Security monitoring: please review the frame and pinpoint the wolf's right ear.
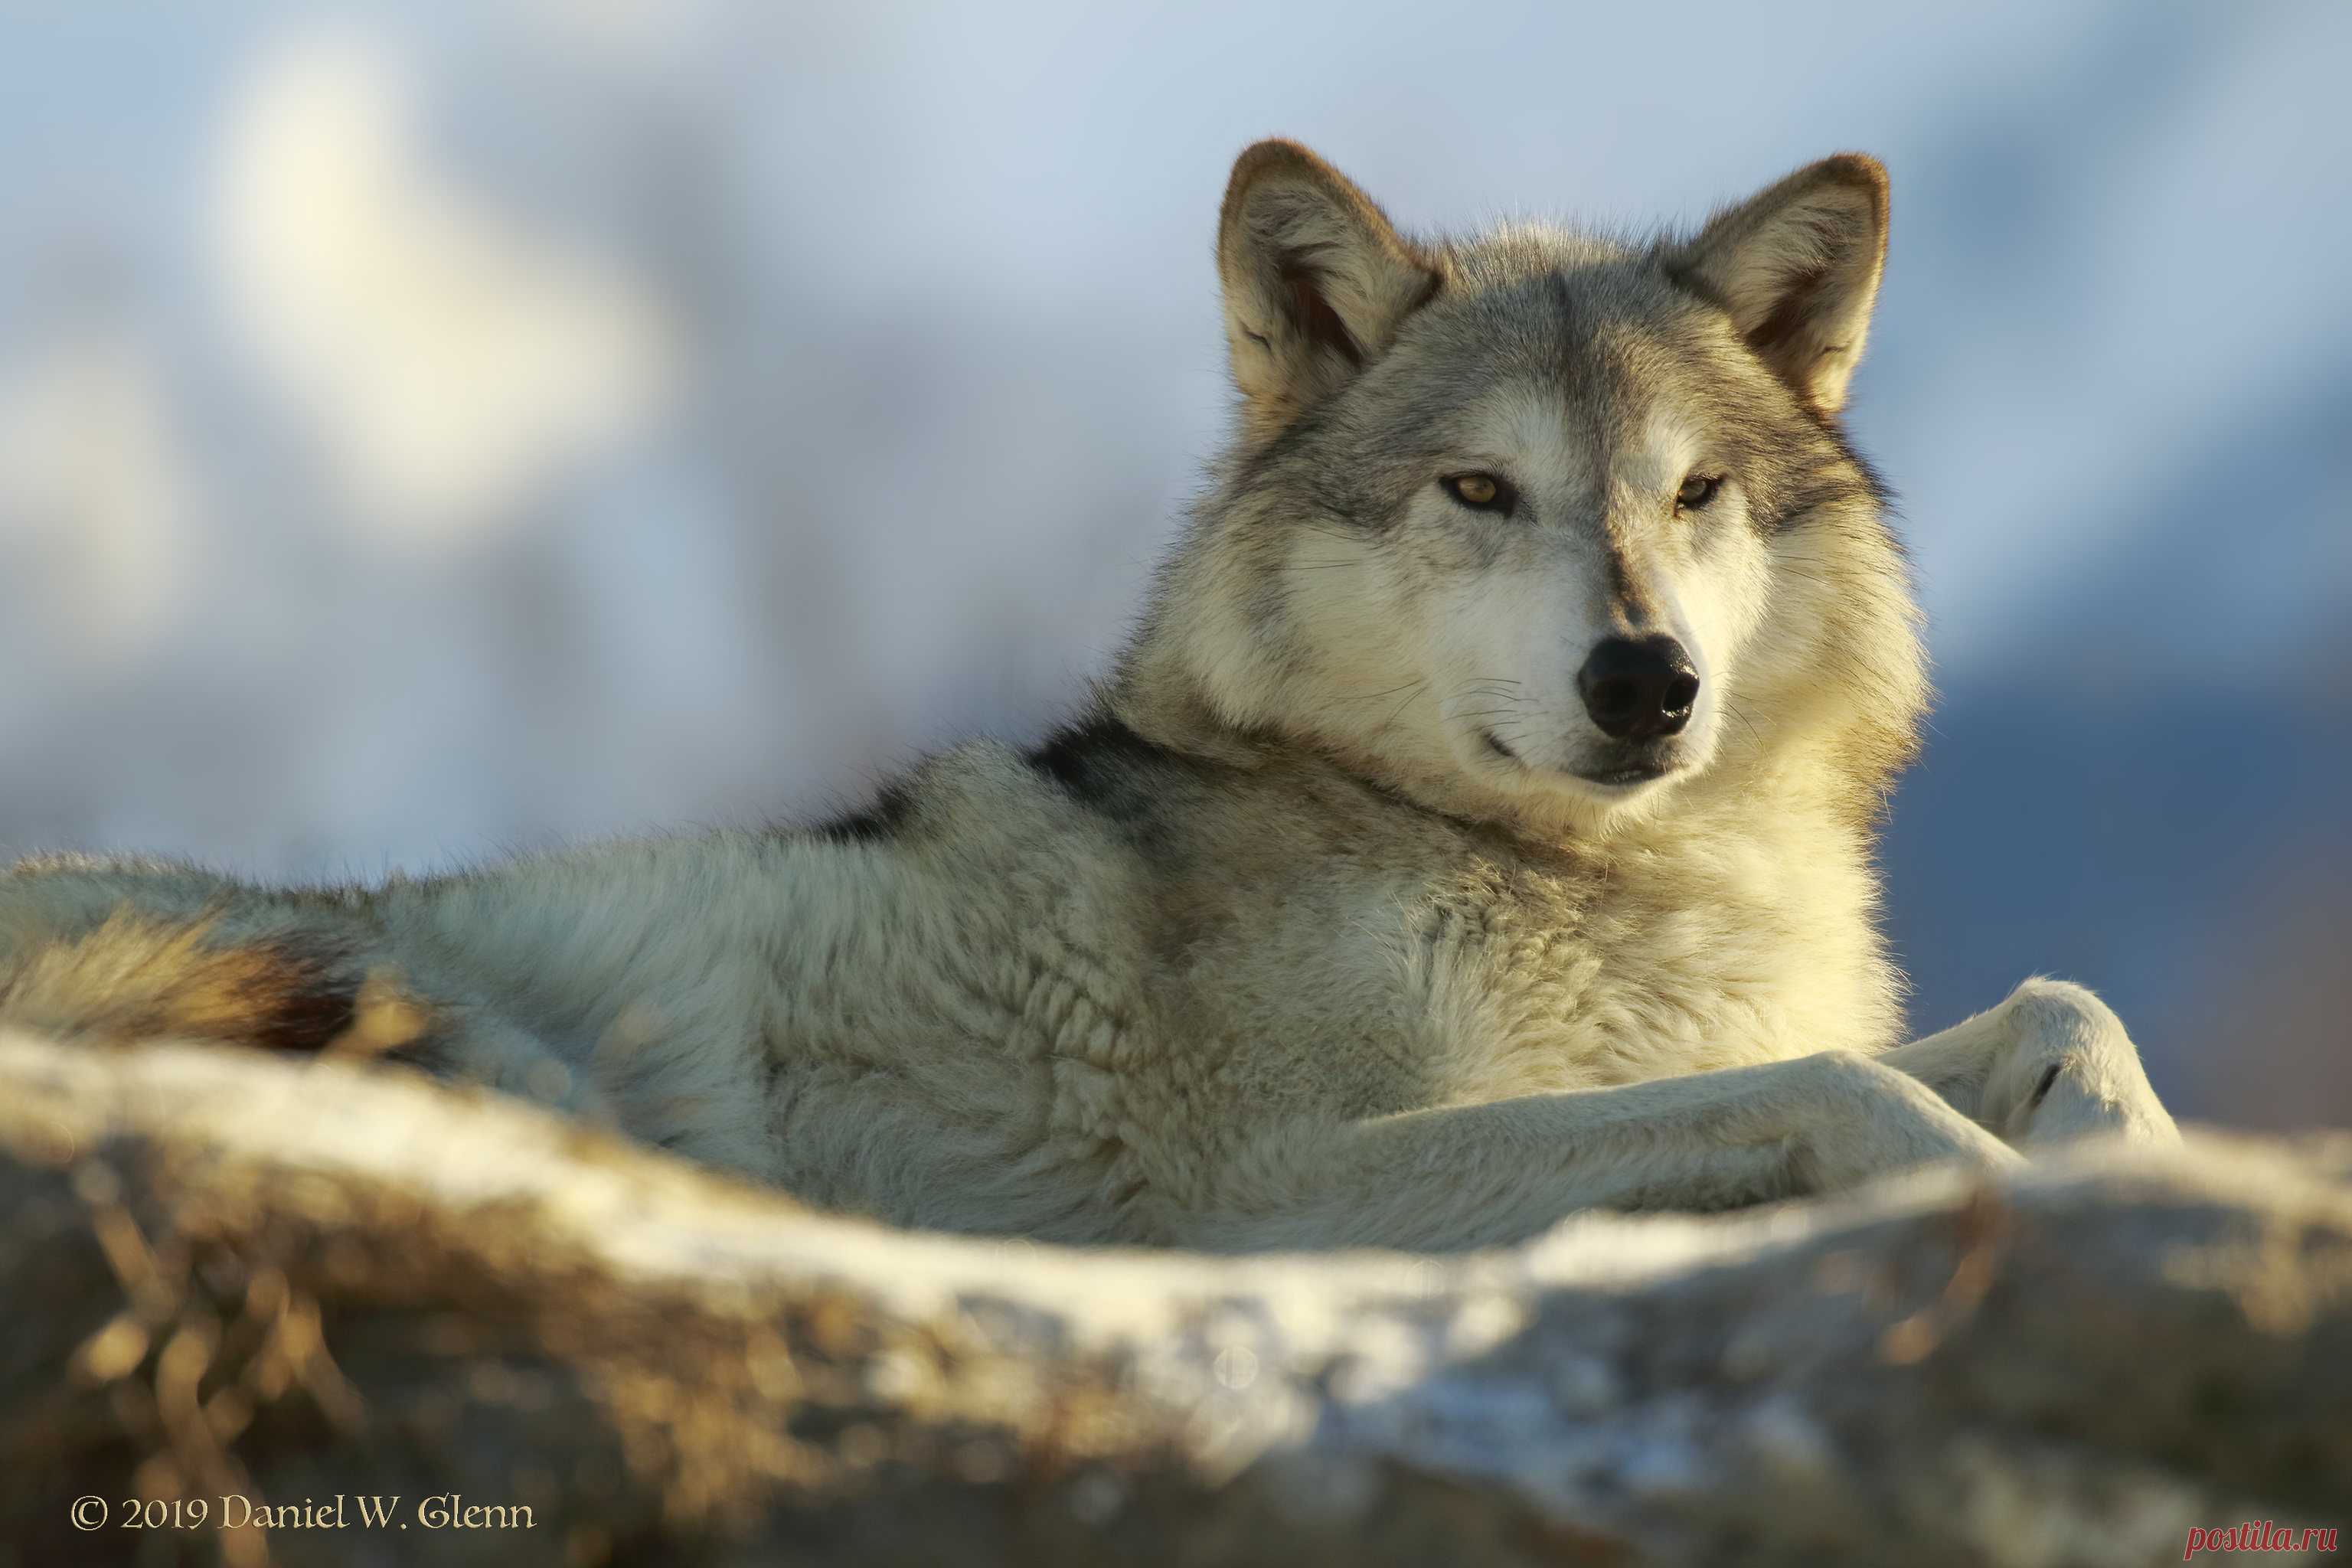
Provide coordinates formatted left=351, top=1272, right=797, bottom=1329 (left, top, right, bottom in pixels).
left=1217, top=141, right=1438, bottom=438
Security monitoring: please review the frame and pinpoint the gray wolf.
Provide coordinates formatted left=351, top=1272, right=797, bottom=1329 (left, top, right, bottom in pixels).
left=0, top=142, right=2178, bottom=1250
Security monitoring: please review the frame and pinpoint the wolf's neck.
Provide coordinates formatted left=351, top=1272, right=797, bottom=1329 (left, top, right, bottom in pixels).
left=1108, top=641, right=1891, bottom=878
left=1104, top=628, right=1263, bottom=769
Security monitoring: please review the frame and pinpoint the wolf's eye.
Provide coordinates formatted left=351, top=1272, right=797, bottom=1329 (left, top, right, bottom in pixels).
left=1442, top=473, right=1517, bottom=514
left=1675, top=473, right=1723, bottom=512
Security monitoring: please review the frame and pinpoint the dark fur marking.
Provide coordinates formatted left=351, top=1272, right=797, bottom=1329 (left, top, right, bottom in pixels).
left=1023, top=713, right=1210, bottom=865
left=251, top=960, right=362, bottom=1052
left=1546, top=269, right=1575, bottom=320
left=1024, top=715, right=1177, bottom=817
left=810, top=782, right=917, bottom=844
left=1770, top=430, right=1896, bottom=536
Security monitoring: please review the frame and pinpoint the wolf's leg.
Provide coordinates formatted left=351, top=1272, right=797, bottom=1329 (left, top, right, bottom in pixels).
left=1875, top=978, right=2179, bottom=1149
left=1179, top=1050, right=2022, bottom=1252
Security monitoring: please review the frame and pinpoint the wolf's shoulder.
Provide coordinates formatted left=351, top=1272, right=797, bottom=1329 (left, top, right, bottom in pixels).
left=787, top=710, right=1229, bottom=864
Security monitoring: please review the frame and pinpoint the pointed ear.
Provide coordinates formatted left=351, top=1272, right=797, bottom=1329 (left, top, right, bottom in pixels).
left=1667, top=154, right=1890, bottom=414
left=1217, top=140, right=1439, bottom=436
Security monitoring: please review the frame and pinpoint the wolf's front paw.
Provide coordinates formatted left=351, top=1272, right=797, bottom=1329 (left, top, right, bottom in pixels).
left=1984, top=978, right=2180, bottom=1148
left=1793, top=1050, right=2025, bottom=1194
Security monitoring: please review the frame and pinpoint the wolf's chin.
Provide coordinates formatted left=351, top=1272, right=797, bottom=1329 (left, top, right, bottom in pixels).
left=1576, top=763, right=1672, bottom=788
left=1557, top=769, right=1681, bottom=808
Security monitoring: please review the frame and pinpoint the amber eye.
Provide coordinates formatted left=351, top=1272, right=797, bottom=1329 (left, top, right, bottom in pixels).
left=1441, top=473, right=1517, bottom=514
left=1676, top=473, right=1723, bottom=512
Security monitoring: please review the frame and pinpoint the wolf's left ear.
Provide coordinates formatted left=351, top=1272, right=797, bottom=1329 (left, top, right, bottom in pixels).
left=1217, top=140, right=1439, bottom=436
left=1667, top=155, right=1890, bottom=414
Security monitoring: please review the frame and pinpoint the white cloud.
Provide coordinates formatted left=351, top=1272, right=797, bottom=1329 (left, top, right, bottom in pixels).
left=0, top=323, right=186, bottom=662
left=211, top=22, right=678, bottom=544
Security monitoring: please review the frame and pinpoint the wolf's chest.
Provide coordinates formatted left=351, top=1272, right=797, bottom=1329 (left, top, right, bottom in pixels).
left=1357, top=842, right=1889, bottom=1102
left=1150, top=814, right=1892, bottom=1126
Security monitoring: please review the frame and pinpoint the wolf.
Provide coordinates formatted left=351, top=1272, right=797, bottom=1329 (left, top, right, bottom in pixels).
left=1, top=142, right=2178, bottom=1250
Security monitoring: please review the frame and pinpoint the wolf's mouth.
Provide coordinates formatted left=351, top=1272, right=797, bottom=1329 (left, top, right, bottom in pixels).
left=1577, top=763, right=1669, bottom=788
left=1485, top=730, right=1674, bottom=790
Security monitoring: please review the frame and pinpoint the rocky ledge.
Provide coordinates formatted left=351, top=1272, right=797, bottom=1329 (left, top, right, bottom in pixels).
left=1, top=1030, right=2347, bottom=1566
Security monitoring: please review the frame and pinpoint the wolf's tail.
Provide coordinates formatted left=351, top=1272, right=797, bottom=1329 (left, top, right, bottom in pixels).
left=0, top=907, right=433, bottom=1060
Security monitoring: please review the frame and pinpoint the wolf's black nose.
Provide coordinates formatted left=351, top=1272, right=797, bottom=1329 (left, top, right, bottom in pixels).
left=1578, top=635, right=1699, bottom=740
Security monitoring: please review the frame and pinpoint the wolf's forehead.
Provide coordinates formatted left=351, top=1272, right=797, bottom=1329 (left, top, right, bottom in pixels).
left=1404, top=266, right=1702, bottom=451
left=1442, top=256, right=1691, bottom=371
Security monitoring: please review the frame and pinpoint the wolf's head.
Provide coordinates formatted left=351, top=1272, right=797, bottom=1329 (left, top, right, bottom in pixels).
left=1125, top=142, right=1928, bottom=840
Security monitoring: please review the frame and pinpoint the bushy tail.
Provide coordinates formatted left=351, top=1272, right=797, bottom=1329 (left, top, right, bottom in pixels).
left=0, top=909, right=431, bottom=1060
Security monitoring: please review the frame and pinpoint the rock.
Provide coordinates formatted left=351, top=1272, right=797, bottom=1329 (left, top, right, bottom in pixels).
left=1, top=1028, right=2346, bottom=1566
